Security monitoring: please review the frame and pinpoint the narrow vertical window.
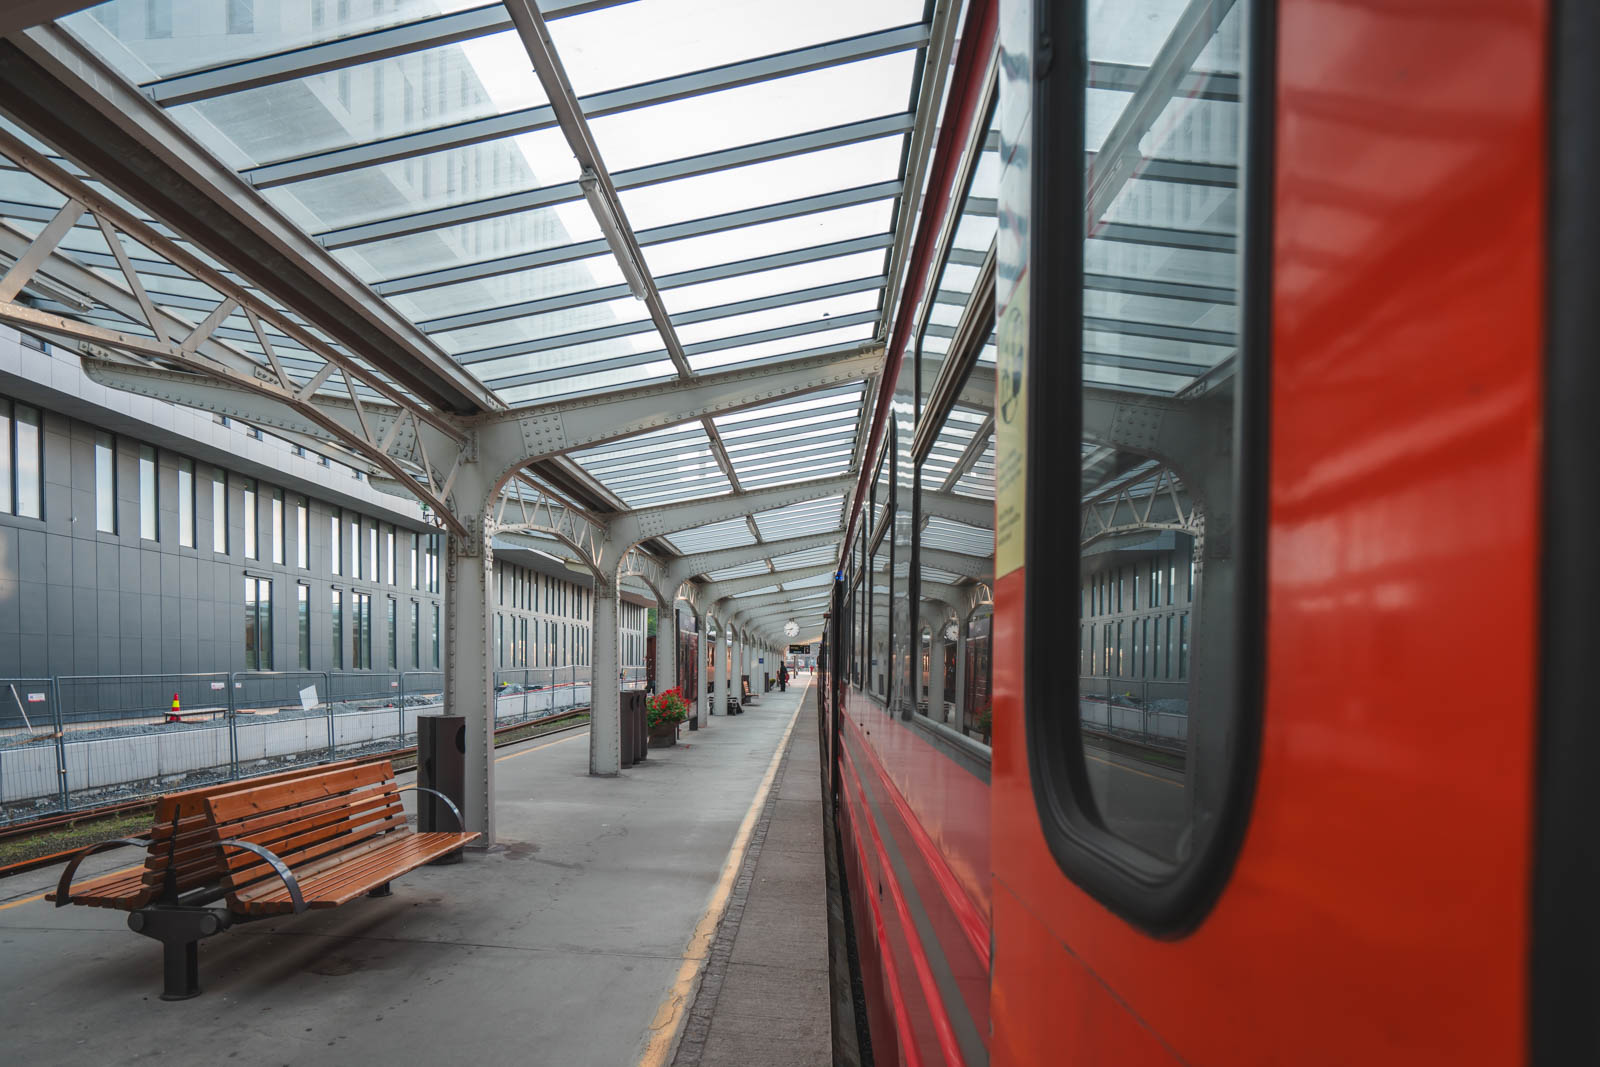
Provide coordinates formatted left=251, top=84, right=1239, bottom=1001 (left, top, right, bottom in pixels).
left=411, top=601, right=421, bottom=669
left=95, top=432, right=116, bottom=533
left=296, top=500, right=308, bottom=568
left=331, top=588, right=344, bottom=669
left=387, top=597, right=397, bottom=670
left=270, top=488, right=283, bottom=564
left=138, top=445, right=157, bottom=540
left=177, top=457, right=194, bottom=547
left=212, top=473, right=227, bottom=553
left=368, top=524, right=378, bottom=582
left=351, top=517, right=362, bottom=579
left=0, top=402, right=10, bottom=514
left=411, top=533, right=419, bottom=589
left=330, top=510, right=342, bottom=575
left=244, top=577, right=272, bottom=670
left=297, top=584, right=310, bottom=669
left=242, top=478, right=257, bottom=559
left=432, top=603, right=440, bottom=668
left=385, top=528, right=395, bottom=585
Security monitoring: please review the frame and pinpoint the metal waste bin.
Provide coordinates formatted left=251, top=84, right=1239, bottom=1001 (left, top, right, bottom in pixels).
left=621, top=690, right=647, bottom=765
left=417, top=714, right=467, bottom=864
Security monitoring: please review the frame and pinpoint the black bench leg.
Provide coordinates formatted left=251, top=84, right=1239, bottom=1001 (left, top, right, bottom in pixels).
left=368, top=882, right=392, bottom=898
left=161, top=938, right=200, bottom=1001
left=129, top=906, right=228, bottom=1001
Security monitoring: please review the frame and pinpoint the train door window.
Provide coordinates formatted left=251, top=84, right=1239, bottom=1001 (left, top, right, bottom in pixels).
left=1021, top=0, right=1267, bottom=929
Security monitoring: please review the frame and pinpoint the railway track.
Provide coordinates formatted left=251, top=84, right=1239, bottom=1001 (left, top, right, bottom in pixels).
left=0, top=709, right=590, bottom=880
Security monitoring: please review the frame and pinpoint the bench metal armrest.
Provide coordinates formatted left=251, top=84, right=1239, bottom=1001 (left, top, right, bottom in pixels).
left=215, top=839, right=307, bottom=915
left=402, top=785, right=466, bottom=833
left=54, top=838, right=151, bottom=908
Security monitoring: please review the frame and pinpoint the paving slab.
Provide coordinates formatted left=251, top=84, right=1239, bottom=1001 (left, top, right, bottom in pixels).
left=674, top=687, right=832, bottom=1067
left=0, top=683, right=816, bottom=1067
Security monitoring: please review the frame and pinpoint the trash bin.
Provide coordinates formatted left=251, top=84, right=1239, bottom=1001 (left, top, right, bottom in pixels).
left=620, top=694, right=638, bottom=768
left=417, top=714, right=467, bottom=864
left=621, top=690, right=647, bottom=764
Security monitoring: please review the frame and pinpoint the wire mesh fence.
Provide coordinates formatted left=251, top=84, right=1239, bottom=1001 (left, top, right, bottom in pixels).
left=0, top=663, right=598, bottom=827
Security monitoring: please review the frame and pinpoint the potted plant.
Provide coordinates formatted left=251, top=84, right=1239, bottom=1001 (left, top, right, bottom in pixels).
left=648, top=687, right=690, bottom=746
left=976, top=708, right=992, bottom=746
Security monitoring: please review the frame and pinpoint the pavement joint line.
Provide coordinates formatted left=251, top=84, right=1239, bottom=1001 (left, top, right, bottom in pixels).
left=636, top=680, right=812, bottom=1067
left=495, top=727, right=589, bottom=763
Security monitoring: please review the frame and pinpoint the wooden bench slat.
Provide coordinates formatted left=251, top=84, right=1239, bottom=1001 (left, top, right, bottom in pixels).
left=221, top=810, right=409, bottom=891
left=212, top=779, right=397, bottom=843
left=204, top=763, right=391, bottom=824
left=213, top=790, right=404, bottom=875
left=236, top=833, right=477, bottom=914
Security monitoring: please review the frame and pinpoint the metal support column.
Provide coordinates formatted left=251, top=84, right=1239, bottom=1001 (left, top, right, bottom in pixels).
left=444, top=521, right=496, bottom=843
left=715, top=625, right=729, bottom=715
left=590, top=579, right=621, bottom=776
left=953, top=621, right=968, bottom=729
left=654, top=601, right=675, bottom=695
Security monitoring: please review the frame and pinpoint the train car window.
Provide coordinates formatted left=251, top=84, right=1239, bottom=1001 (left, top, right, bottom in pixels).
left=1017, top=0, right=1269, bottom=931
left=909, top=91, right=1000, bottom=744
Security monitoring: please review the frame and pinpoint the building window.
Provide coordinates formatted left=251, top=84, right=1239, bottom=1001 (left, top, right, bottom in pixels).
left=350, top=516, right=361, bottom=579
left=432, top=603, right=440, bottom=668
left=270, top=488, right=284, bottom=564
left=226, top=0, right=253, bottom=34
left=242, top=478, right=257, bottom=559
left=138, top=444, right=158, bottom=541
left=368, top=524, right=378, bottom=582
left=353, top=591, right=372, bottom=669
left=411, top=601, right=421, bottom=669
left=297, top=584, right=310, bottom=670
left=94, top=431, right=116, bottom=533
left=212, top=473, right=227, bottom=553
left=244, top=576, right=272, bottom=670
left=146, top=0, right=171, bottom=39
left=295, top=499, right=308, bottom=568
left=331, top=588, right=343, bottom=669
left=330, top=510, right=341, bottom=575
left=387, top=597, right=398, bottom=670
left=411, top=533, right=419, bottom=589
left=177, top=457, right=195, bottom=547
left=385, top=527, right=395, bottom=585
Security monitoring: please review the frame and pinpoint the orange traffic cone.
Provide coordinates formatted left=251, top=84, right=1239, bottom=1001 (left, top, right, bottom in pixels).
left=167, top=693, right=181, bottom=724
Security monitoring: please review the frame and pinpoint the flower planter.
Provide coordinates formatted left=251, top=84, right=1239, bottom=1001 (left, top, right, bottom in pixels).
left=648, top=721, right=678, bottom=747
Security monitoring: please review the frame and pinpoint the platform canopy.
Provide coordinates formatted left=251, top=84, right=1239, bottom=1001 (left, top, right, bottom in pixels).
left=0, top=0, right=978, bottom=646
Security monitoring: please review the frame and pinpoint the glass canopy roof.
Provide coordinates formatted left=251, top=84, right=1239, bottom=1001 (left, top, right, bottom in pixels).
left=0, top=0, right=1250, bottom=639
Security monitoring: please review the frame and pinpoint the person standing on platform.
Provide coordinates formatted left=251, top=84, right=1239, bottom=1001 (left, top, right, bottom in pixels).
left=778, top=662, right=789, bottom=692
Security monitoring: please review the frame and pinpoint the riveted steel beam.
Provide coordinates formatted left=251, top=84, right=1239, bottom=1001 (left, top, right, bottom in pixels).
left=0, top=26, right=501, bottom=415
left=480, top=348, right=882, bottom=484
left=613, top=475, right=856, bottom=548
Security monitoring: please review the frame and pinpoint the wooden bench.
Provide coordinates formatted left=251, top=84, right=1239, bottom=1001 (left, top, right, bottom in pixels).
left=49, top=759, right=478, bottom=1000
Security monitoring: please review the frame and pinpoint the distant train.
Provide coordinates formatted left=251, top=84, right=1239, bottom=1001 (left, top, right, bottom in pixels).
left=818, top=0, right=1595, bottom=1062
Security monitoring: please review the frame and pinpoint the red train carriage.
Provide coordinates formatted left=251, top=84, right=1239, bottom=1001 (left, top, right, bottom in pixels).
left=819, top=0, right=1597, bottom=1063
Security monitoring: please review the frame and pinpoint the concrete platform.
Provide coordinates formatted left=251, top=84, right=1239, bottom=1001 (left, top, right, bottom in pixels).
left=673, top=683, right=831, bottom=1067
left=0, top=681, right=819, bottom=1066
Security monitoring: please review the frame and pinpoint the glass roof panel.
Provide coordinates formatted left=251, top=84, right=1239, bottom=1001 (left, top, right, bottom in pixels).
left=67, top=1, right=486, bottom=82
left=769, top=546, right=839, bottom=569
left=433, top=295, right=651, bottom=356
left=686, top=323, right=877, bottom=373
left=666, top=517, right=757, bottom=555
left=663, top=251, right=887, bottom=316
left=753, top=495, right=845, bottom=540
left=167, top=30, right=545, bottom=168
left=921, top=516, right=994, bottom=556
left=705, top=561, right=774, bottom=581
left=547, top=0, right=925, bottom=96
left=590, top=52, right=915, bottom=174
left=496, top=363, right=677, bottom=406
left=390, top=252, right=625, bottom=321
left=618, top=136, right=906, bottom=231
left=261, top=128, right=578, bottom=233
left=641, top=200, right=895, bottom=277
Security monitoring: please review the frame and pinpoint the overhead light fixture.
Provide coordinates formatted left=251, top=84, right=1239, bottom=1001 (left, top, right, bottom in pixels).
left=578, top=168, right=649, bottom=302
